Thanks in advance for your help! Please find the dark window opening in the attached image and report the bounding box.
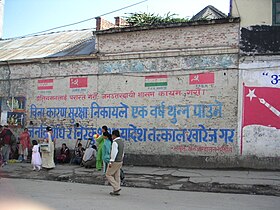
[273,0,280,25]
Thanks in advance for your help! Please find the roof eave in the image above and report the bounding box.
[0,54,98,66]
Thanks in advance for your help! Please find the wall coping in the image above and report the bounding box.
[94,17,240,35]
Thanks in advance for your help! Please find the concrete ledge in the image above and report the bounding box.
[99,47,239,61]
[124,154,280,170]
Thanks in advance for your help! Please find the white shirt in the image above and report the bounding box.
[110,137,122,162]
[83,147,96,162]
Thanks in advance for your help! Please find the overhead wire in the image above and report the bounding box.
[13,0,148,38]
[233,0,240,17]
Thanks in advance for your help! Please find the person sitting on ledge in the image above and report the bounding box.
[81,144,97,168]
[71,143,84,165]
[56,143,70,164]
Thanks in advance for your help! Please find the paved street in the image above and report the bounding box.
[1,163,280,196]
[0,178,279,210]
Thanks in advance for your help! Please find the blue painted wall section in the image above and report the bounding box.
[30,100,223,125]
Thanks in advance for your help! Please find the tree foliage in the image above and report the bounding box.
[125,12,189,26]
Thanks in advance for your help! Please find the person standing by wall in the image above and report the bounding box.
[102,131,112,173]
[96,125,108,171]
[18,128,31,162]
[106,130,124,196]
[41,126,55,169]
[0,125,13,165]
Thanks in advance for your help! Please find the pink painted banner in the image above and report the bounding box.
[70,77,88,88]
[189,72,215,85]
[37,79,54,90]
[145,75,168,80]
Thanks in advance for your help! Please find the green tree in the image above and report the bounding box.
[125,12,189,26]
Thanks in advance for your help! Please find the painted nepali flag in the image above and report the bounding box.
[37,79,54,90]
[145,75,168,87]
[242,85,280,129]
[189,72,215,85]
[70,77,88,88]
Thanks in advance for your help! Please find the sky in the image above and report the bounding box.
[2,0,230,39]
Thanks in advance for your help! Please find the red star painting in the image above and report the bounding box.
[242,85,280,129]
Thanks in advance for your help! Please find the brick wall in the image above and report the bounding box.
[114,17,129,27]
[97,22,239,54]
[95,17,116,31]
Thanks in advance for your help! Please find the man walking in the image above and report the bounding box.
[106,130,124,196]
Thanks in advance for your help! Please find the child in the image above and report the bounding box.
[31,140,42,171]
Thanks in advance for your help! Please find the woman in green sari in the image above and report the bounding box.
[95,125,108,171]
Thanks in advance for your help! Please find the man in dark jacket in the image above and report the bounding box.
[0,125,13,165]
[105,129,124,196]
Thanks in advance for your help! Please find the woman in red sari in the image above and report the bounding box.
[18,128,31,162]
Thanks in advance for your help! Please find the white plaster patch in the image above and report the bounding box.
[242,68,280,87]
[243,125,280,157]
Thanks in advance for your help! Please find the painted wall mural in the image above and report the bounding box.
[241,68,280,157]
[0,97,26,127]
[25,69,237,156]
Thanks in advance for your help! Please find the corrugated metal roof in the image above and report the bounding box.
[0,29,96,62]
